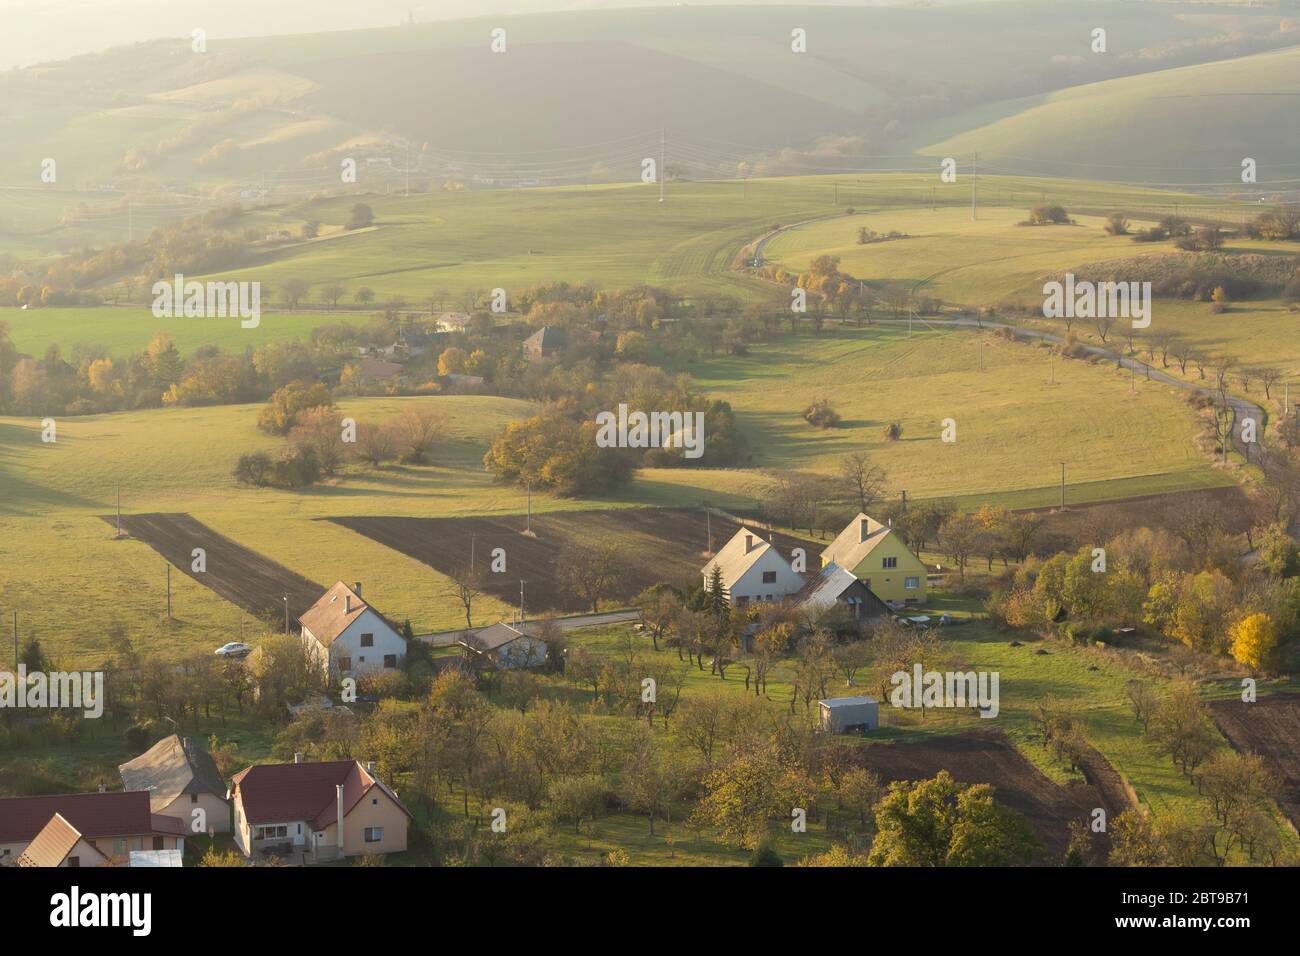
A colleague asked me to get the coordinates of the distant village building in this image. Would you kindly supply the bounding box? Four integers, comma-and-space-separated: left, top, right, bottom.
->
119, 734, 231, 833
701, 526, 804, 609
354, 357, 403, 387
298, 581, 407, 679
435, 312, 473, 332
523, 325, 565, 361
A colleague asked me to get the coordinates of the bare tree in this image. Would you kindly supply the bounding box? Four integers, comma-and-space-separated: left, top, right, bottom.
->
839, 452, 888, 514
448, 565, 484, 628
353, 422, 399, 466
394, 406, 449, 464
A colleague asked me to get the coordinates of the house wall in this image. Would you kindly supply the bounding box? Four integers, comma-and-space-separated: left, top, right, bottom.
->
157, 791, 231, 834
822, 702, 879, 733
727, 550, 804, 607
850, 535, 927, 604
329, 609, 406, 677
496, 637, 547, 669
61, 837, 107, 867
334, 789, 409, 856
301, 630, 329, 675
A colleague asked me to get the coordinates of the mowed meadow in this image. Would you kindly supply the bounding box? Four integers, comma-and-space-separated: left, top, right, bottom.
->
766, 203, 1300, 387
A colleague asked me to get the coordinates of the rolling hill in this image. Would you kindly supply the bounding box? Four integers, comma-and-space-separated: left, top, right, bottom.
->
918, 44, 1300, 186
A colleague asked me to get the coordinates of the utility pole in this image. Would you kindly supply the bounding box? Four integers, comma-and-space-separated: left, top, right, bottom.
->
519, 580, 526, 625
971, 151, 978, 221
283, 595, 289, 634
659, 128, 665, 204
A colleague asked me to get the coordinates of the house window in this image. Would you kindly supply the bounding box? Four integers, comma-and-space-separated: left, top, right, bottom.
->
762, 571, 777, 584
255, 825, 289, 841
338, 656, 352, 672
360, 633, 374, 647
132, 838, 143, 851
67, 856, 80, 867
766, 594, 774, 601
191, 793, 198, 803
153, 836, 165, 850
384, 654, 397, 668
905, 577, 919, 589
883, 557, 898, 569
364, 827, 384, 843
113, 838, 127, 855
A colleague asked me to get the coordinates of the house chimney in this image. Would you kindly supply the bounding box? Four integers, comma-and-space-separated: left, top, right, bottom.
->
366, 760, 376, 774
344, 595, 352, 614
860, 518, 870, 543
744, 533, 754, 553
294, 752, 303, 764
354, 581, 362, 597
336, 784, 345, 851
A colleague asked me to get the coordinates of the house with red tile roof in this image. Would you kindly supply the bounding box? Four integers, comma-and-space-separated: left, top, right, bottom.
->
298, 581, 407, 680
0, 790, 187, 867
230, 757, 411, 863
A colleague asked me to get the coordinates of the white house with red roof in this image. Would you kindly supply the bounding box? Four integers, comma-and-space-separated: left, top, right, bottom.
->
298, 581, 407, 680
0, 790, 186, 867
230, 757, 411, 862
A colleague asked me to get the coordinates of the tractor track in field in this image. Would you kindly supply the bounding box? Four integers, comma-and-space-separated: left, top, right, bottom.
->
101, 512, 325, 627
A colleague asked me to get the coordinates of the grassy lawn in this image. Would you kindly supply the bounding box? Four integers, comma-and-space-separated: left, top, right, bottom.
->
681, 322, 1219, 500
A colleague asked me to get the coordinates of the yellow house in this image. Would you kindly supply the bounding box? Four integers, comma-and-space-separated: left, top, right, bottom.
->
821, 513, 928, 606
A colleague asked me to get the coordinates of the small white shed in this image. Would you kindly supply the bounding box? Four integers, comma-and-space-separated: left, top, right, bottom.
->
819, 696, 879, 734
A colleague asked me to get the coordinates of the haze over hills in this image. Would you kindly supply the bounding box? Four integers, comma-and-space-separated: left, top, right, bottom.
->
1, 0, 1297, 258
0, 0, 972, 71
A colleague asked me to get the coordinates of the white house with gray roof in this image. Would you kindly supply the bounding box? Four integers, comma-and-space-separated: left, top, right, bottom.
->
701, 527, 805, 610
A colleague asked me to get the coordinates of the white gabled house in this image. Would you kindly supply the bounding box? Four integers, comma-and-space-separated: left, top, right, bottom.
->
298, 581, 407, 680
701, 526, 805, 610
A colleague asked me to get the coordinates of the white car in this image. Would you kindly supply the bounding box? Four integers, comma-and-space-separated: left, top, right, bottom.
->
215, 642, 252, 658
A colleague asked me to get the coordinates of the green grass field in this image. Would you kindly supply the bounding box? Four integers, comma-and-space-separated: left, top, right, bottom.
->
683, 323, 1220, 500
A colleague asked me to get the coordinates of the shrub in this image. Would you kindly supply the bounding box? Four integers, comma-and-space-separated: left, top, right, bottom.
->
883, 421, 903, 441
803, 398, 841, 428
1029, 204, 1069, 225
